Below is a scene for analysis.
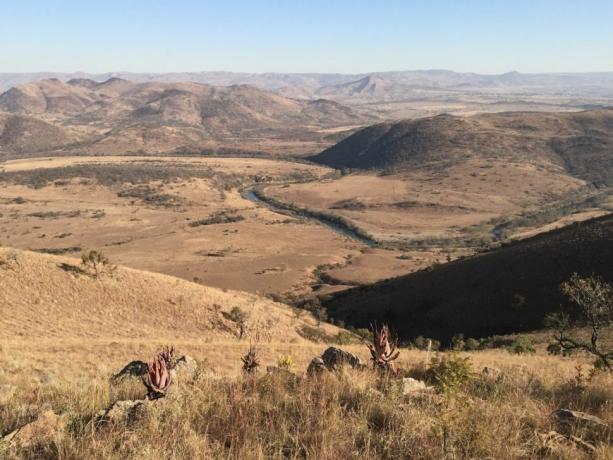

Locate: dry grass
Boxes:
[0,247,343,342]
[0,248,611,458]
[0,345,611,459]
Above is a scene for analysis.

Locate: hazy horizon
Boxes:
[3,68,613,76]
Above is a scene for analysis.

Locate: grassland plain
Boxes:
[0,156,443,297]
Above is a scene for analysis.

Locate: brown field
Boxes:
[0,156,434,297]
[265,159,596,244]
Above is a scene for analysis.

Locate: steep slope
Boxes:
[0,247,342,342]
[321,214,613,341]
[311,109,613,186]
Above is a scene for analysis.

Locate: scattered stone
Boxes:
[0,384,17,404]
[552,409,607,427]
[306,357,328,377]
[402,377,434,395]
[321,347,365,371]
[2,410,68,450]
[111,360,148,383]
[94,399,149,429]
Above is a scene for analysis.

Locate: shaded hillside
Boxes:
[0,113,73,153]
[311,110,613,186]
[0,247,342,342]
[321,214,613,341]
[0,78,372,157]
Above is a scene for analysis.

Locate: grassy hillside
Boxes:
[321,214,613,341]
[0,247,342,342]
[311,109,613,187]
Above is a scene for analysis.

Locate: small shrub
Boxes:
[354,328,374,342]
[336,331,353,345]
[80,250,115,278]
[189,212,244,227]
[507,337,535,354]
[277,355,294,370]
[428,353,473,393]
[464,338,481,351]
[228,306,249,339]
[412,336,441,351]
[450,333,465,351]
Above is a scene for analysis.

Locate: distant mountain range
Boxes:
[0,78,373,157]
[2,70,613,101]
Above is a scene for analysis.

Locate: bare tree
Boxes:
[546,273,612,370]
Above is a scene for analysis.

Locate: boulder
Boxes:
[173,355,199,382]
[552,409,607,427]
[111,360,147,383]
[2,410,68,450]
[321,347,365,371]
[94,399,149,429]
[402,377,434,395]
[306,357,328,377]
[0,384,17,404]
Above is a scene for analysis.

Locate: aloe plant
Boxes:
[368,323,400,373]
[143,356,172,399]
[241,343,260,374]
[159,345,176,368]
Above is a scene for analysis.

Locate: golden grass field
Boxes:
[0,156,448,297]
[1,239,611,459]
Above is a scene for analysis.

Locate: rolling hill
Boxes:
[0,78,372,157]
[0,247,343,342]
[321,214,613,341]
[311,109,613,187]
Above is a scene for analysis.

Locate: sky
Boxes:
[1,0,612,74]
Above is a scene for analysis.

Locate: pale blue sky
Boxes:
[2,0,612,74]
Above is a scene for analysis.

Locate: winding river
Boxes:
[242,188,377,247]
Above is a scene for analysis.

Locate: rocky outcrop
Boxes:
[1,410,68,450]
[94,400,149,429]
[321,347,366,371]
[111,360,148,383]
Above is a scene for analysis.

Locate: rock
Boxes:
[2,410,68,449]
[552,409,607,427]
[481,367,501,380]
[0,384,17,404]
[94,399,149,429]
[306,357,328,377]
[321,347,365,371]
[111,360,148,383]
[539,431,596,453]
[402,377,434,395]
[173,355,199,382]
